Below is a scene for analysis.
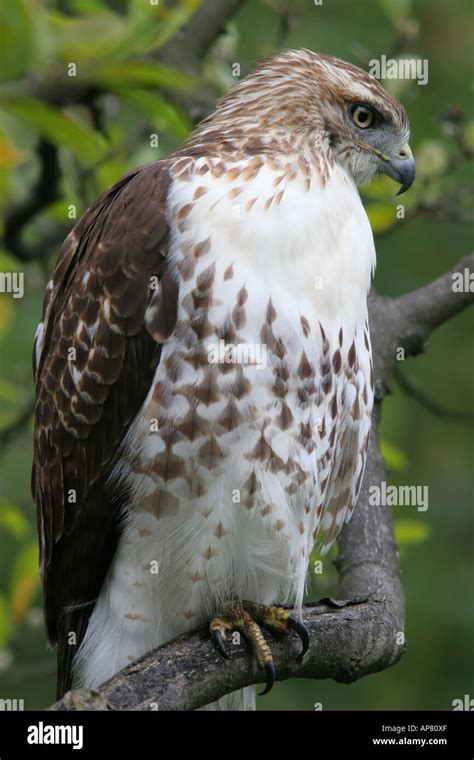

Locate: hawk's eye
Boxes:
[351,105,374,129]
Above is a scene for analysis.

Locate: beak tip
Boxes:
[393,158,416,196]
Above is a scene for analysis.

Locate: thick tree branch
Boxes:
[157,0,244,67]
[153,0,245,123]
[395,253,474,342]
[369,253,474,390]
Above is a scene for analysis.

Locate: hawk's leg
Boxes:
[209,600,310,695]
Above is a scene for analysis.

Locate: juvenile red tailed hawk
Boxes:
[32,49,415,709]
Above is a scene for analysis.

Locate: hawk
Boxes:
[32,49,415,708]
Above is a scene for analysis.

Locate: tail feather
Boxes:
[56,608,91,699]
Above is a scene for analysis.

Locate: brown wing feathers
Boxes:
[32,161,176,697]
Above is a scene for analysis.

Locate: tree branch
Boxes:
[394,368,474,425]
[3,140,60,262]
[153,0,245,123]
[395,253,474,343]
[369,253,474,390]
[157,0,244,67]
[0,399,35,451]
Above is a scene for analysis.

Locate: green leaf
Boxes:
[395,519,431,546]
[0,99,106,164]
[119,89,192,139]
[378,0,412,23]
[380,440,409,471]
[0,0,35,83]
[464,122,474,153]
[0,377,21,403]
[0,499,29,538]
[45,199,77,223]
[96,157,128,193]
[10,542,39,623]
[415,140,450,179]
[0,250,22,274]
[0,592,11,646]
[144,0,202,52]
[90,61,194,93]
[47,9,127,62]
[0,296,13,337]
[366,203,397,234]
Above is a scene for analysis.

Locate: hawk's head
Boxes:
[204,49,415,194]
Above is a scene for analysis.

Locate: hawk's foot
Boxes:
[209,600,309,695]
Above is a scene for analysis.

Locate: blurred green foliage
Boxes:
[0,0,472,710]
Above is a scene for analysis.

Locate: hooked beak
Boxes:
[381,142,416,195]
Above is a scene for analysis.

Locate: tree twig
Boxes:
[0,400,35,452]
[394,368,474,425]
[3,141,60,262]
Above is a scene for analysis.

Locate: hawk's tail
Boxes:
[56,607,92,700]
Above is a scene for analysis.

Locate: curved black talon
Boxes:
[258,660,275,696]
[287,615,310,659]
[211,629,230,659]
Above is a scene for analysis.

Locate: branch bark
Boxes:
[369,252,474,390]
[153,0,245,122]
[157,0,244,67]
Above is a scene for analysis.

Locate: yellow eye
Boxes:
[352,105,374,129]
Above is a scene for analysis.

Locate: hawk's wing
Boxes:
[32,161,178,697]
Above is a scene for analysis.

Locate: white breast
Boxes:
[75,154,375,690]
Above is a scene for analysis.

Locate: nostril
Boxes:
[399,150,408,158]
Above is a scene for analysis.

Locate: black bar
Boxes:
[0,710,472,757]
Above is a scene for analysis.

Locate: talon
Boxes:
[287,615,310,659]
[211,628,229,659]
[259,660,275,696]
[209,602,306,696]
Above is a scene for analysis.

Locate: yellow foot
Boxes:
[209,600,310,695]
